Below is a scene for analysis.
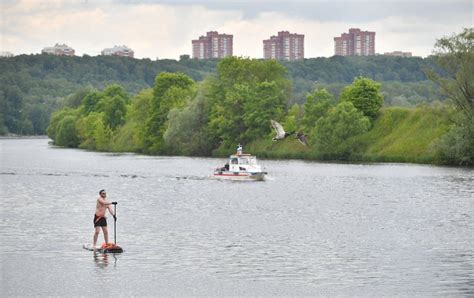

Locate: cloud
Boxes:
[1,0,472,58]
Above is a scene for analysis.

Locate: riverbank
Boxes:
[241,106,452,165]
[32,105,459,166]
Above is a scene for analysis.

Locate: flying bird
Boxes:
[271,120,293,141]
[271,120,308,146]
[296,132,308,146]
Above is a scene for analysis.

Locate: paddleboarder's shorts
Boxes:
[94,215,107,227]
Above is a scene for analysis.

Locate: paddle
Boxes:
[112,201,118,244]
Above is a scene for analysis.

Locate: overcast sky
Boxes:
[1,0,472,59]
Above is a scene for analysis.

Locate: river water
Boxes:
[1,138,473,296]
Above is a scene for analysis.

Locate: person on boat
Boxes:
[92,189,116,247]
[236,144,243,155]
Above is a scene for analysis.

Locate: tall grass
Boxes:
[352,106,450,163]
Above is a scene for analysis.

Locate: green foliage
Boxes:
[38,50,465,166]
[283,104,302,133]
[81,91,102,114]
[47,108,77,140]
[47,84,129,149]
[426,28,474,166]
[381,81,442,106]
[245,137,311,159]
[93,118,111,151]
[302,88,335,131]
[0,55,216,135]
[208,57,290,147]
[55,115,80,148]
[119,89,153,152]
[99,94,127,130]
[64,88,94,108]
[146,72,196,153]
[312,101,371,157]
[164,80,215,155]
[431,114,474,165]
[76,112,105,150]
[340,77,384,122]
[428,28,474,120]
[1,54,444,135]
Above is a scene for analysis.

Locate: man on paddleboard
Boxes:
[93,189,116,247]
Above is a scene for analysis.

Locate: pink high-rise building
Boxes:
[192,31,233,59]
[334,28,375,56]
[263,31,304,61]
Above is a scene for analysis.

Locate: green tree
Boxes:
[55,115,80,147]
[302,88,335,131]
[313,101,371,157]
[100,95,127,130]
[164,81,214,155]
[284,104,303,134]
[0,91,6,134]
[428,28,473,120]
[146,72,196,153]
[76,112,104,149]
[243,81,286,141]
[24,104,50,135]
[428,28,474,165]
[125,89,153,152]
[340,77,384,122]
[47,108,76,140]
[81,91,102,115]
[2,85,23,134]
[93,117,111,151]
[64,88,93,108]
[208,57,291,148]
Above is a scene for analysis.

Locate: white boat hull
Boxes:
[213,171,266,181]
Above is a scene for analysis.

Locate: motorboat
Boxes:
[213,144,267,181]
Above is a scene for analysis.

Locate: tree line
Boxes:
[47,57,384,158]
[1,54,443,136]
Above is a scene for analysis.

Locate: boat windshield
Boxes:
[239,156,257,165]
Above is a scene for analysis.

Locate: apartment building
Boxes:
[334,28,375,56]
[101,45,134,57]
[192,31,233,59]
[263,31,304,60]
[41,44,75,56]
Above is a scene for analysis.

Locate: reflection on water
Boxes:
[93,252,119,269]
[93,252,110,269]
[0,138,473,296]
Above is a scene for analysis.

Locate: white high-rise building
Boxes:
[101,45,134,57]
[41,44,75,56]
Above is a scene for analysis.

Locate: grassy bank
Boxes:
[240,106,451,164]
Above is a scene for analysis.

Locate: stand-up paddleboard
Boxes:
[83,243,123,253]
[83,202,123,253]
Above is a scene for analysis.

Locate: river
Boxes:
[1,138,472,296]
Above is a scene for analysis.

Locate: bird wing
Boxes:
[297,132,308,146]
[271,120,286,138]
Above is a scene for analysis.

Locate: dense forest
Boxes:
[1,54,442,135]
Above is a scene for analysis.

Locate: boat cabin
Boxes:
[228,154,258,172]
